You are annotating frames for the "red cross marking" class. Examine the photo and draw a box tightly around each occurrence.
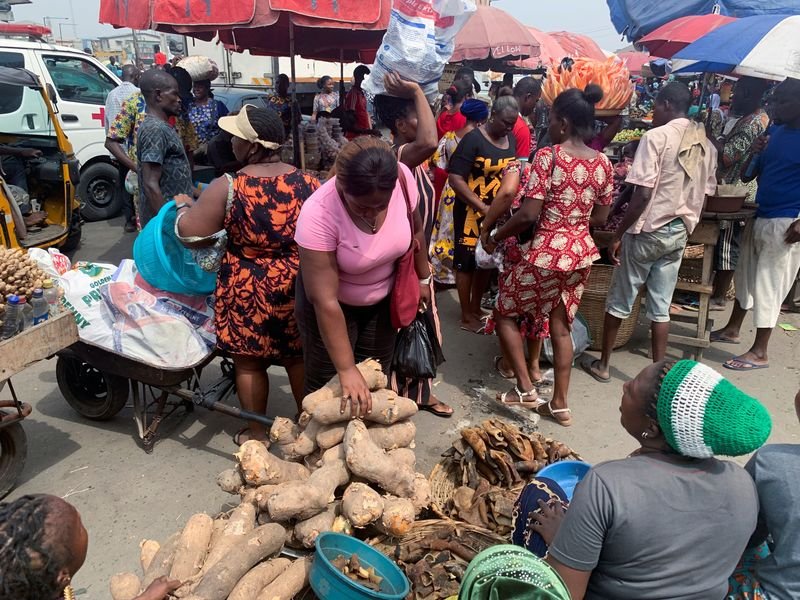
[91,107,106,124]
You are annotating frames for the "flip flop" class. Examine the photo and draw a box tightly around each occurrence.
[494,355,515,379]
[233,427,250,446]
[711,332,740,345]
[460,323,486,334]
[496,386,539,407]
[419,401,454,418]
[581,359,611,384]
[534,400,573,427]
[723,358,769,372]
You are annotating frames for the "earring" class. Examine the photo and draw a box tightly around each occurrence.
[64,584,75,600]
[641,432,650,439]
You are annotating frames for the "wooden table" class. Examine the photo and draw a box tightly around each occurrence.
[669,208,756,359]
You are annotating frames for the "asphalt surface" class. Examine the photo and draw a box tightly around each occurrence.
[6,215,800,599]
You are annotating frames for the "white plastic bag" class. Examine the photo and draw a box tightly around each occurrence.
[475,236,504,272]
[177,55,220,82]
[364,0,476,100]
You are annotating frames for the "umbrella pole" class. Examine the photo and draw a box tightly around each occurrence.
[290,20,301,168]
[340,49,345,107]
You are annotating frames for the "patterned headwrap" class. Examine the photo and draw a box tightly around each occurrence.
[460,98,489,123]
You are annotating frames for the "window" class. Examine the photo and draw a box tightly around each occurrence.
[42,54,116,105]
[0,51,25,114]
[0,51,50,135]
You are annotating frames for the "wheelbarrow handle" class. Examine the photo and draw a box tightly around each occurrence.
[201,400,274,428]
[192,374,273,428]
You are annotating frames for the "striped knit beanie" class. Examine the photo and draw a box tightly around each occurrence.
[656,360,772,458]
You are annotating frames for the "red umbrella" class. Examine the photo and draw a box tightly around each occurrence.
[616,51,651,75]
[637,14,736,58]
[510,27,567,70]
[548,31,606,61]
[452,5,541,66]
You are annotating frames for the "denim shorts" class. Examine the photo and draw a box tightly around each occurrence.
[606,219,688,323]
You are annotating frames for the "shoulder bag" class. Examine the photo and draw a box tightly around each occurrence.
[390,168,421,329]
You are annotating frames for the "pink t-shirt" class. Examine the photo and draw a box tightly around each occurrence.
[295,163,419,307]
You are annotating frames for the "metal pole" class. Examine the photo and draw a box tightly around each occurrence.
[58,23,64,43]
[130,29,141,67]
[290,20,301,167]
[340,48,346,107]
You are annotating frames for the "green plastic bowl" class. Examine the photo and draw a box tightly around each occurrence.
[310,532,410,600]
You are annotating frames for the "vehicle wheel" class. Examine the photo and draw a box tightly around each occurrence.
[59,210,83,253]
[77,162,122,221]
[0,415,27,499]
[56,356,130,420]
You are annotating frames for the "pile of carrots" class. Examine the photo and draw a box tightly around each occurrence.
[542,57,634,112]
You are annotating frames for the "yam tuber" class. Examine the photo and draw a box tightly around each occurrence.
[227,557,291,600]
[110,572,142,600]
[142,532,180,587]
[410,473,432,514]
[256,557,312,600]
[139,540,160,574]
[236,440,310,486]
[367,421,417,450]
[191,523,286,600]
[270,417,321,461]
[294,502,339,548]
[305,389,418,425]
[302,360,387,414]
[252,484,280,512]
[380,496,416,536]
[344,420,416,498]
[388,448,416,471]
[201,501,256,574]
[342,482,384,528]
[267,459,349,521]
[216,468,245,494]
[170,513,214,582]
[316,422,347,450]
[320,443,345,465]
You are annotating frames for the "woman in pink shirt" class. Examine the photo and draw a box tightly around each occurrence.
[295,138,431,416]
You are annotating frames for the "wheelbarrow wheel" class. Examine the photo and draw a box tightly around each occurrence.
[0,414,27,499]
[56,356,130,421]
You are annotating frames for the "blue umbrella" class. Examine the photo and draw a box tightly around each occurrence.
[673,14,800,80]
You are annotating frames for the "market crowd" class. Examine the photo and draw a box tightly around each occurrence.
[14,57,790,600]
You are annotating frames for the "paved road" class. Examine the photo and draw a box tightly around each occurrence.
[6,216,799,598]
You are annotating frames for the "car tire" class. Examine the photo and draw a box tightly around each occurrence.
[77,162,123,221]
[0,414,27,500]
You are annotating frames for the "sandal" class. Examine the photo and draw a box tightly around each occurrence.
[496,386,539,407]
[534,400,573,427]
[581,359,611,384]
[493,355,515,379]
[232,428,268,446]
[419,401,454,418]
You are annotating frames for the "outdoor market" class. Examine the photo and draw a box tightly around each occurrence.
[0,0,799,598]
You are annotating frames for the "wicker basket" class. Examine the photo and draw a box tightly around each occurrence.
[368,518,508,559]
[429,460,461,518]
[583,263,641,351]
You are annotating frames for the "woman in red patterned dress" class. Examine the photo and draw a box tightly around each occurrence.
[177,106,319,445]
[481,85,613,426]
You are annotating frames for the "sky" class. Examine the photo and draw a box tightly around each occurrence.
[11,0,625,50]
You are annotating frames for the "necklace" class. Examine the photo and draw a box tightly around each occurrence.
[357,215,378,233]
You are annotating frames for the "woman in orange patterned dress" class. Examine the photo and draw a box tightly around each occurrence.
[177,106,319,445]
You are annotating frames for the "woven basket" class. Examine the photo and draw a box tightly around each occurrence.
[583,264,641,351]
[368,518,508,559]
[429,460,461,518]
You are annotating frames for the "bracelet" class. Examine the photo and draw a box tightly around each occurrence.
[175,202,190,211]
[419,276,432,285]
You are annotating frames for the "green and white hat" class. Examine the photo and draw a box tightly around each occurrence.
[656,360,772,458]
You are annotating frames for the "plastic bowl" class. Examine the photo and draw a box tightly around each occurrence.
[311,532,410,600]
[536,460,591,500]
[133,201,216,296]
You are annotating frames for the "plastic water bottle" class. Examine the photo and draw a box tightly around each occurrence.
[18,296,33,331]
[1,295,22,339]
[31,288,48,325]
[42,279,59,317]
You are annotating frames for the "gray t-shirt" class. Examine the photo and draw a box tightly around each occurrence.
[136,114,193,227]
[746,444,800,600]
[549,454,758,600]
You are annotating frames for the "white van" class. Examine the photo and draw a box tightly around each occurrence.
[0,38,124,220]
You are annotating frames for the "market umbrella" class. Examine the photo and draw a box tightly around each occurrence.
[637,14,737,58]
[617,50,651,75]
[548,31,607,61]
[510,27,568,71]
[451,5,541,70]
[673,14,800,80]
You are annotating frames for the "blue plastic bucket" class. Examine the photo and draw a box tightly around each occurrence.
[536,460,591,500]
[311,532,410,600]
[133,201,216,296]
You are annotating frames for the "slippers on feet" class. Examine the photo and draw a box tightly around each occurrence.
[581,359,611,383]
[534,400,573,427]
[460,323,486,334]
[493,355,515,379]
[723,358,769,372]
[419,402,454,418]
[233,428,268,446]
[711,332,740,345]
[496,386,539,407]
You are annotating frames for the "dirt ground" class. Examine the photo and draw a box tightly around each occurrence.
[6,216,799,598]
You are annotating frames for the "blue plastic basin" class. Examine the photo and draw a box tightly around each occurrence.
[536,460,591,500]
[311,532,410,600]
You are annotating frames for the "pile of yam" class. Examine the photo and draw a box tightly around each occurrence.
[0,247,48,324]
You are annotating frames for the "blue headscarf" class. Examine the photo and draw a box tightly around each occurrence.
[460,98,489,123]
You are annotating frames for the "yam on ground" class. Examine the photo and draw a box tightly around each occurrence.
[320,443,345,465]
[302,360,387,414]
[267,459,349,521]
[316,423,347,450]
[410,473,432,514]
[228,557,291,600]
[191,523,286,600]
[216,468,245,494]
[380,496,416,536]
[344,420,416,497]
[256,557,312,600]
[270,417,321,461]
[252,484,280,512]
[305,389,418,425]
[142,532,180,587]
[388,448,416,470]
[294,502,338,548]
[236,440,310,486]
[201,501,257,574]
[139,540,160,574]
[208,518,227,554]
[368,421,416,450]
[170,513,214,582]
[342,482,384,528]
[110,572,142,600]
